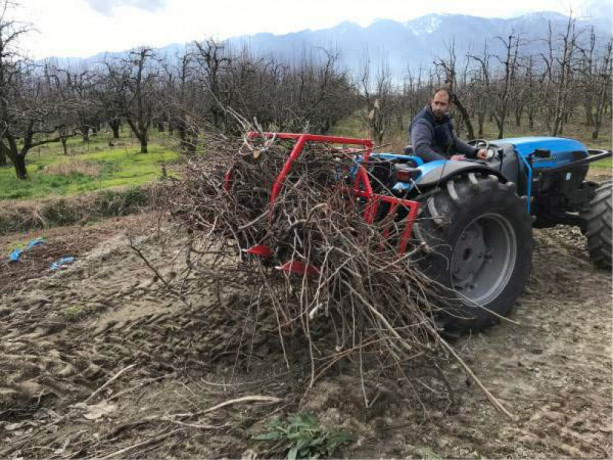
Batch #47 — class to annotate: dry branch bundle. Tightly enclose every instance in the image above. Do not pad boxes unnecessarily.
[168,134,445,383]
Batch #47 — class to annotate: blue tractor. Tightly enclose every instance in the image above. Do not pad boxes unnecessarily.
[369,137,612,332]
[236,133,611,333]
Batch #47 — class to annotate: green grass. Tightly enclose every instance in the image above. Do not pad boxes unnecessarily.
[330,109,369,138]
[0,134,180,200]
[591,157,612,169]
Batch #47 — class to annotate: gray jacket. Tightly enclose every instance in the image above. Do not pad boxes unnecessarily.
[409,105,478,162]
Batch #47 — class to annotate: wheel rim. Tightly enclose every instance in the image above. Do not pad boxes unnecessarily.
[450,213,517,305]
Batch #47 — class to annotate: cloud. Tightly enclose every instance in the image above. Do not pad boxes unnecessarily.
[582,0,613,20]
[84,0,166,16]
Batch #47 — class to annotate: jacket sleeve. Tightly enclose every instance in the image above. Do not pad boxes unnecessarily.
[453,136,479,158]
[449,119,478,157]
[410,120,446,162]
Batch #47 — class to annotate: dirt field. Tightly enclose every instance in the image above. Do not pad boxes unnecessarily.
[0,210,611,458]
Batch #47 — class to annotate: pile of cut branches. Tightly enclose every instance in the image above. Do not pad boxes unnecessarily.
[168,133,447,384]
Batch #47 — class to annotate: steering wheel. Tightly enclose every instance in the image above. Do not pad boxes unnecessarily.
[468,139,493,160]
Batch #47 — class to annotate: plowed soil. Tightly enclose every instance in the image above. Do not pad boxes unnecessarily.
[0,212,611,458]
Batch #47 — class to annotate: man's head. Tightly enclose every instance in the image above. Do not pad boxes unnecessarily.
[430,87,453,119]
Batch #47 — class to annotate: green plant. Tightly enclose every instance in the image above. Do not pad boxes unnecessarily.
[62,305,85,321]
[254,413,352,459]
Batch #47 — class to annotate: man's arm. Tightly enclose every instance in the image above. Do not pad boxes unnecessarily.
[448,120,479,158]
[453,136,479,158]
[411,121,445,162]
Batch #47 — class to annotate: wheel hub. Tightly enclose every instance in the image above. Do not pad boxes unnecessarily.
[451,224,487,289]
[450,214,517,305]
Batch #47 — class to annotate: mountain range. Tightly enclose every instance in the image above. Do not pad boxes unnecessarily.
[56,11,612,77]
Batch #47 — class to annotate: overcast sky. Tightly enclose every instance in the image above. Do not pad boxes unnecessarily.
[12,0,612,59]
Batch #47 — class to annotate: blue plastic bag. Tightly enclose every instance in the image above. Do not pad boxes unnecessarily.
[9,249,22,262]
[7,237,45,262]
[50,257,75,271]
[25,237,45,250]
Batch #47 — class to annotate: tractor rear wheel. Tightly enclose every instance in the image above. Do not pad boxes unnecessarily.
[581,181,612,269]
[414,173,533,333]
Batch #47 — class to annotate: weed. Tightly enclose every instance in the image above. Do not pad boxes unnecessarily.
[44,161,101,177]
[254,413,352,459]
[62,306,85,321]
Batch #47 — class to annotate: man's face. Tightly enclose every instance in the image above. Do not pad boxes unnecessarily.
[431,91,450,119]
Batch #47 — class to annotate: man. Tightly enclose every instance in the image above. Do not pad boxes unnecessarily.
[409,87,488,163]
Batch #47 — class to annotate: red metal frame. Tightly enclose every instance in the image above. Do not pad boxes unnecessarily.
[227,132,421,258]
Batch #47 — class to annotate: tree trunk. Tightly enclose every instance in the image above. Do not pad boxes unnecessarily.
[584,103,594,126]
[493,113,504,139]
[477,111,485,138]
[452,95,475,140]
[13,154,27,180]
[140,136,148,153]
[82,126,89,142]
[0,144,7,167]
[110,119,121,138]
[61,137,68,155]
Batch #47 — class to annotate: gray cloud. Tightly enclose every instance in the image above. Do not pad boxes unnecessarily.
[85,0,167,16]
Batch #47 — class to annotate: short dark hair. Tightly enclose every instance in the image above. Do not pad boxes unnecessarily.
[433,86,453,103]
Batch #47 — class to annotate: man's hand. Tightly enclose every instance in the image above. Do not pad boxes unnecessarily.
[450,154,466,161]
[476,148,489,160]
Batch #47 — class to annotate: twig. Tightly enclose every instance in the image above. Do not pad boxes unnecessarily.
[238,209,270,231]
[160,418,228,430]
[85,364,136,403]
[106,373,175,402]
[129,239,192,308]
[198,395,282,415]
[436,333,515,420]
[99,428,183,459]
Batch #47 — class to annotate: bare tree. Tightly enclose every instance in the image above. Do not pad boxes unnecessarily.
[360,55,395,145]
[590,38,613,139]
[435,42,476,139]
[548,16,580,136]
[492,33,521,138]
[124,48,158,153]
[466,44,494,138]
[0,1,76,179]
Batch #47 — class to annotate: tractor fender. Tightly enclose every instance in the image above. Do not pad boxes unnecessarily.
[415,160,508,188]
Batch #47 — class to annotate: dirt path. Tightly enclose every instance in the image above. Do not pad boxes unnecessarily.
[0,216,611,458]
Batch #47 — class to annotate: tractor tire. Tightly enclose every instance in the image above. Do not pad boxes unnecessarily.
[581,181,612,269]
[414,173,533,333]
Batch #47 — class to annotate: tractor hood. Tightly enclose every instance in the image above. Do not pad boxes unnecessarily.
[500,136,588,156]
[499,137,589,170]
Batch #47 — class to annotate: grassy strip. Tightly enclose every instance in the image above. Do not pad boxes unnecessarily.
[0,186,158,235]
[0,143,180,200]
